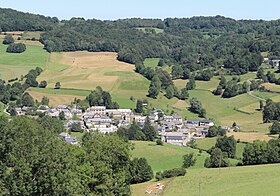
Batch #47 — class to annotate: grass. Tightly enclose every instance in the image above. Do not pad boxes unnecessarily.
[136,27,164,34]
[70,132,84,141]
[131,141,208,173]
[144,58,171,73]
[0,43,48,80]
[163,164,280,196]
[196,137,246,159]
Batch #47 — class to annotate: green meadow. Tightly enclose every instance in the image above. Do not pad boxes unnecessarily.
[163,164,280,196]
[131,141,209,173]
[136,27,164,34]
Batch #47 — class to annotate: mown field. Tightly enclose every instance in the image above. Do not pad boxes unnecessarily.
[162,164,280,196]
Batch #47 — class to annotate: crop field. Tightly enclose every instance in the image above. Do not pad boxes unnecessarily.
[131,141,209,173]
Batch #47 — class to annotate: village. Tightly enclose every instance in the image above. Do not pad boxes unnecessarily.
[14,104,221,146]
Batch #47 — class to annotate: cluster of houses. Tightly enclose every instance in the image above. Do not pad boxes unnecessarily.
[14,104,217,146]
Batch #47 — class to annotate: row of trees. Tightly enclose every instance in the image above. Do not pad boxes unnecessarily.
[0,116,154,194]
[242,139,280,165]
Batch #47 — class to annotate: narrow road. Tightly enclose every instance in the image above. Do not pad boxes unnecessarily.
[247,91,266,101]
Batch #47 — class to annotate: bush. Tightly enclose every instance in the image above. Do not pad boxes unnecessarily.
[156,139,163,145]
[6,43,26,53]
[3,35,14,44]
[156,168,186,181]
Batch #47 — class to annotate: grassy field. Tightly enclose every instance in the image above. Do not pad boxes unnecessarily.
[196,137,246,159]
[144,58,171,73]
[132,164,280,196]
[136,27,164,34]
[131,141,209,173]
[163,164,280,196]
[0,44,48,80]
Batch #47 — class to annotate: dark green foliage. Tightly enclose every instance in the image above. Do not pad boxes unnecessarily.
[0,8,58,31]
[263,99,280,123]
[36,115,64,133]
[41,96,49,106]
[142,117,157,141]
[204,147,229,168]
[179,88,189,100]
[158,58,165,67]
[21,92,34,107]
[70,122,82,132]
[2,35,14,44]
[148,75,161,99]
[39,80,47,88]
[213,85,223,95]
[186,77,196,90]
[86,86,119,109]
[207,126,227,137]
[135,99,144,114]
[59,111,66,120]
[156,139,163,145]
[6,43,26,53]
[219,76,227,89]
[165,85,175,99]
[171,65,183,79]
[0,117,83,195]
[182,153,197,168]
[55,82,61,89]
[195,69,214,81]
[189,97,206,117]
[259,100,263,110]
[269,121,280,135]
[215,136,237,158]
[129,158,153,184]
[80,132,132,195]
[155,168,186,181]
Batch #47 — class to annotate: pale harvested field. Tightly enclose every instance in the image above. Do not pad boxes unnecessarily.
[228,132,272,143]
[28,90,85,107]
[38,51,144,91]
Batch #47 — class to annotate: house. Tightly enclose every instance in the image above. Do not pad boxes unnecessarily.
[185,120,200,127]
[15,108,25,116]
[37,105,49,114]
[163,116,183,123]
[71,109,83,116]
[64,120,84,130]
[270,60,280,67]
[161,132,191,146]
[106,109,132,121]
[47,108,59,117]
[90,124,117,134]
[134,115,147,124]
[86,106,106,116]
[199,119,214,127]
[59,132,78,145]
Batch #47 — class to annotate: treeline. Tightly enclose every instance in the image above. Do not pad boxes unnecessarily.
[0,116,154,194]
[0,8,58,31]
[263,99,280,123]
[242,139,280,165]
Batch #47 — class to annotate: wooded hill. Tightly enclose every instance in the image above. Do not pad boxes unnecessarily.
[1,8,280,76]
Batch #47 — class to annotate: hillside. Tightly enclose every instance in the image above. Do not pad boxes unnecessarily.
[132,163,280,196]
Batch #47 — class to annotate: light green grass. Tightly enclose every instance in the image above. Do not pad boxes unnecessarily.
[131,141,208,173]
[196,137,217,151]
[136,27,164,34]
[70,132,84,141]
[164,164,280,196]
[0,44,48,80]
[22,31,42,40]
[144,58,171,73]
[196,137,246,159]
